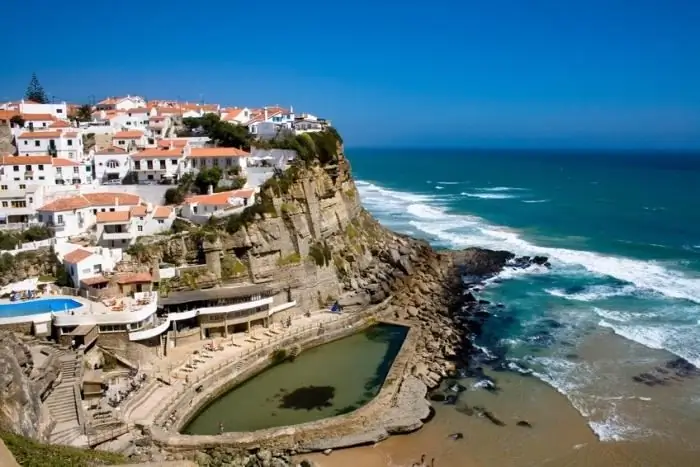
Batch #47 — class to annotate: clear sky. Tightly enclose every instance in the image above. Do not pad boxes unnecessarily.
[3,0,699,148]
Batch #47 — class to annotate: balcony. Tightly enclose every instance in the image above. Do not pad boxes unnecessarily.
[102,231,133,240]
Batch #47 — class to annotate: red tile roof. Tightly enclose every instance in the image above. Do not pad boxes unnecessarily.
[113,131,144,139]
[64,248,94,264]
[132,148,182,159]
[95,211,130,223]
[22,113,55,121]
[18,131,62,139]
[51,158,80,167]
[185,189,254,206]
[116,272,152,284]
[130,205,147,216]
[83,192,140,206]
[49,120,71,128]
[0,155,53,165]
[153,206,172,218]
[188,147,249,158]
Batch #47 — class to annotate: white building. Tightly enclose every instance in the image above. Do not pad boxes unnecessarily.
[0,184,44,226]
[181,189,255,224]
[95,204,174,248]
[18,100,68,120]
[63,248,114,289]
[93,147,132,183]
[293,113,331,134]
[221,107,251,125]
[0,155,92,192]
[132,147,188,184]
[112,131,147,152]
[108,108,150,133]
[16,113,56,131]
[16,131,84,160]
[186,147,249,174]
[96,96,146,111]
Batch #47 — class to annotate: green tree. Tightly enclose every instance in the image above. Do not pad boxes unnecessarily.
[229,176,246,190]
[164,187,185,205]
[194,167,222,194]
[9,115,25,128]
[75,104,92,122]
[25,73,48,104]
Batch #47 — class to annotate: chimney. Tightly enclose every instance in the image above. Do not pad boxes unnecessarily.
[207,185,213,195]
[264,106,268,120]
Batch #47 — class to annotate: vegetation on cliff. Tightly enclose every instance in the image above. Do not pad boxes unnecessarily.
[0,226,53,250]
[0,431,126,467]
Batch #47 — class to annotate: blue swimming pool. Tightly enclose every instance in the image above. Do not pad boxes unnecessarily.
[0,298,82,318]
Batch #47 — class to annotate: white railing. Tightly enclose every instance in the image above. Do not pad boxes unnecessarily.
[129,317,170,341]
[0,237,62,255]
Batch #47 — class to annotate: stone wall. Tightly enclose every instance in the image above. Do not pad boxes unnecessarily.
[98,332,159,366]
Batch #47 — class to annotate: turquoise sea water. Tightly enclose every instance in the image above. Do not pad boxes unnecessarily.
[348,148,700,441]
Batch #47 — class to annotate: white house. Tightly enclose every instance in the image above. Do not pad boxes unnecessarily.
[248,106,295,138]
[16,113,56,131]
[63,248,111,289]
[37,192,142,239]
[93,147,132,183]
[95,204,174,248]
[186,147,249,174]
[16,131,84,160]
[148,116,171,138]
[181,189,255,224]
[0,155,92,191]
[221,107,251,125]
[112,131,146,151]
[18,100,68,120]
[0,184,44,226]
[293,114,331,134]
[132,147,188,184]
[96,96,146,111]
[108,108,150,133]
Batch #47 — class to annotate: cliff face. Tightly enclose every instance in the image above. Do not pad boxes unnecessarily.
[0,333,56,441]
[0,250,60,287]
[0,125,15,156]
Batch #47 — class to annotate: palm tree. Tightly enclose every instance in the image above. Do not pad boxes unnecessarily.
[76,104,93,122]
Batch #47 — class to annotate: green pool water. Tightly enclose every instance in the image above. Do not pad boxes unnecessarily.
[182,323,408,434]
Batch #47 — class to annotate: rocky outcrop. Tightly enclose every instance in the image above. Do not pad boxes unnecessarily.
[0,249,61,287]
[0,333,57,441]
[0,125,15,156]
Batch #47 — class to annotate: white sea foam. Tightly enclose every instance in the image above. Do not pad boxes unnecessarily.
[476,186,526,192]
[435,185,444,190]
[545,284,640,302]
[358,179,700,305]
[522,199,549,204]
[599,320,700,367]
[462,192,518,200]
[436,181,461,185]
[592,307,641,323]
[587,413,648,442]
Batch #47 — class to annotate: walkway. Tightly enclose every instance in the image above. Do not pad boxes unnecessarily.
[45,349,86,446]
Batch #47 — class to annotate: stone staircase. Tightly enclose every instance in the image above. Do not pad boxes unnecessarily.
[46,351,84,446]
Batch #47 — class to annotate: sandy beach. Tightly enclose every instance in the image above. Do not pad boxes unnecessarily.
[301,353,700,467]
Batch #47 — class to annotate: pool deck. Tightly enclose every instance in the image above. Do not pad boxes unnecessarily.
[0,293,156,327]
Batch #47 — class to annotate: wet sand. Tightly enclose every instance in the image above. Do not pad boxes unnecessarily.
[301,354,700,467]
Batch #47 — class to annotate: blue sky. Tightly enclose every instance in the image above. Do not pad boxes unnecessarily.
[3,0,699,148]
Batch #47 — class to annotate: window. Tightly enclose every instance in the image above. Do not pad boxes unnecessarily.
[171,159,177,165]
[213,158,219,166]
[158,220,164,224]
[146,161,153,170]
[28,197,32,203]
[109,208,115,212]
[1,202,6,207]
[101,208,106,212]
[13,166,18,172]
[19,184,25,190]
[25,165,31,171]
[226,158,232,166]
[13,178,19,181]
[93,209,97,215]
[67,139,73,146]
[38,164,44,171]
[42,122,47,127]
[106,160,119,168]
[200,159,206,168]
[68,152,74,157]
[193,206,198,214]
[73,167,79,174]
[137,225,143,232]
[11,201,26,208]
[118,140,125,145]
[126,121,131,126]
[23,141,27,145]
[57,214,63,224]
[56,108,63,113]
[0,185,6,190]
[147,175,154,180]
[38,176,44,180]
[94,264,103,273]
[56,167,62,174]
[134,161,140,170]
[159,160,166,169]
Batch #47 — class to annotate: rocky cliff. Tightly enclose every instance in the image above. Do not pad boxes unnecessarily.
[0,249,62,287]
[0,333,57,441]
[0,125,16,156]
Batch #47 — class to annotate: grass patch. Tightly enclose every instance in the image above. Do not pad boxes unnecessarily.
[280,202,298,214]
[277,252,301,267]
[38,275,56,282]
[0,431,126,467]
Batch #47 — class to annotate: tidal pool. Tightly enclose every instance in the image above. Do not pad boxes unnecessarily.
[182,323,408,434]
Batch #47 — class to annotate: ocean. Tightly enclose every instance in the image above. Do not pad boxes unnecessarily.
[347,148,700,448]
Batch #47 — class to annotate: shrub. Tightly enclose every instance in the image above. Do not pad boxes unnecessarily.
[270,348,289,364]
[164,187,185,205]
